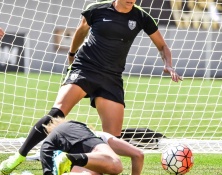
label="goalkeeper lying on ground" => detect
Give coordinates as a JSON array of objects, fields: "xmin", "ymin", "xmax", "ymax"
[{"xmin": 36, "ymin": 116, "xmax": 144, "ymax": 175}]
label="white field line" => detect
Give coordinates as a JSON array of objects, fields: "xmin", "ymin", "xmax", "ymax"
[{"xmin": 0, "ymin": 138, "xmax": 222, "ymax": 154}]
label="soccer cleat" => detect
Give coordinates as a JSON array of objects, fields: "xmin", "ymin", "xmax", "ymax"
[
  {"xmin": 53, "ymin": 150, "xmax": 71, "ymax": 175},
  {"xmin": 0, "ymin": 152, "xmax": 25, "ymax": 175},
  {"xmin": 26, "ymin": 151, "xmax": 41, "ymax": 161}
]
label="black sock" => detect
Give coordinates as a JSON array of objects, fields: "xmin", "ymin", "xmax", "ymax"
[
  {"xmin": 66, "ymin": 153, "xmax": 88, "ymax": 167},
  {"xmin": 19, "ymin": 115, "xmax": 51, "ymax": 156},
  {"xmin": 48, "ymin": 107, "xmax": 65, "ymax": 118},
  {"xmin": 19, "ymin": 108, "xmax": 65, "ymax": 156}
]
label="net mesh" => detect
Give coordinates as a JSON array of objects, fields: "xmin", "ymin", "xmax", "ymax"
[{"xmin": 0, "ymin": 0, "xmax": 222, "ymax": 153}]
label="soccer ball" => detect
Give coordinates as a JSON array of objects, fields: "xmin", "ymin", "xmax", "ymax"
[{"xmin": 161, "ymin": 144, "xmax": 194, "ymax": 175}]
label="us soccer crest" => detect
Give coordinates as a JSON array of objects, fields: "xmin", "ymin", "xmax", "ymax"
[
  {"xmin": 70, "ymin": 73, "xmax": 78, "ymax": 81},
  {"xmin": 128, "ymin": 20, "xmax": 136, "ymax": 30}
]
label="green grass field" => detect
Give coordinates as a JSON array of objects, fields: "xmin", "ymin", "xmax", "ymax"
[
  {"xmin": 0, "ymin": 73, "xmax": 221, "ymax": 138},
  {"xmin": 0, "ymin": 153, "xmax": 222, "ymax": 174},
  {"xmin": 0, "ymin": 73, "xmax": 222, "ymax": 174}
]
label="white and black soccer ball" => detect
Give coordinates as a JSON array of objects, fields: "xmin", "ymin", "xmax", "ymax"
[{"xmin": 161, "ymin": 144, "xmax": 194, "ymax": 175}]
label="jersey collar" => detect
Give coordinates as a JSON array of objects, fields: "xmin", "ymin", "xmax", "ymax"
[{"xmin": 107, "ymin": 1, "xmax": 115, "ymax": 11}]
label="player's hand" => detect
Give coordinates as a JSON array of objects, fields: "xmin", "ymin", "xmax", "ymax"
[{"xmin": 164, "ymin": 66, "xmax": 183, "ymax": 82}]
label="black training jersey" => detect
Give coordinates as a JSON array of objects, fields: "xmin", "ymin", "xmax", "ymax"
[
  {"xmin": 73, "ymin": 0, "xmax": 158, "ymax": 75},
  {"xmin": 45, "ymin": 121, "xmax": 98, "ymax": 150}
]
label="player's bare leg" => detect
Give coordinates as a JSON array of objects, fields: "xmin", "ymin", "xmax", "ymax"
[
  {"xmin": 54, "ymin": 144, "xmax": 123, "ymax": 175},
  {"xmin": 83, "ymin": 143, "xmax": 123, "ymax": 174},
  {"xmin": 71, "ymin": 166, "xmax": 102, "ymax": 175},
  {"xmin": 53, "ymin": 84, "xmax": 87, "ymax": 115},
  {"xmin": 95, "ymin": 97, "xmax": 124, "ymax": 137}
]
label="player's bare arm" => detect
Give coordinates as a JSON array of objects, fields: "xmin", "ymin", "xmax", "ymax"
[
  {"xmin": 68, "ymin": 17, "xmax": 90, "ymax": 64},
  {"xmin": 107, "ymin": 137, "xmax": 144, "ymax": 175},
  {"xmin": 149, "ymin": 30, "xmax": 183, "ymax": 82}
]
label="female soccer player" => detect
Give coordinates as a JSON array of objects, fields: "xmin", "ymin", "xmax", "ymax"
[
  {"xmin": 0, "ymin": 0, "xmax": 182, "ymax": 174},
  {"xmin": 40, "ymin": 117, "xmax": 143, "ymax": 175}
]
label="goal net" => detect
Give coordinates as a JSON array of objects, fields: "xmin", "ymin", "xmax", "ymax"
[{"xmin": 0, "ymin": 0, "xmax": 222, "ymax": 154}]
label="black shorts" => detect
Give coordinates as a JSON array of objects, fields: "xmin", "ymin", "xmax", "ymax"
[
  {"xmin": 62, "ymin": 67, "xmax": 125, "ymax": 108},
  {"xmin": 41, "ymin": 137, "xmax": 105, "ymax": 175},
  {"xmin": 40, "ymin": 121, "xmax": 105, "ymax": 175}
]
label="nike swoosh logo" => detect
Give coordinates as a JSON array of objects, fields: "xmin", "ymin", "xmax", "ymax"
[
  {"xmin": 103, "ymin": 18, "xmax": 112, "ymax": 22},
  {"xmin": 80, "ymin": 153, "xmax": 85, "ymax": 159},
  {"xmin": 34, "ymin": 126, "xmax": 43, "ymax": 133}
]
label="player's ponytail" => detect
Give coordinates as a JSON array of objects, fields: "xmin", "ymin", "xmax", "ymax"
[{"xmin": 42, "ymin": 116, "xmax": 66, "ymax": 134}]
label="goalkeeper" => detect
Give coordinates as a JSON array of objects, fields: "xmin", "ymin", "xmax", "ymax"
[
  {"xmin": 0, "ymin": 0, "xmax": 182, "ymax": 174},
  {"xmin": 40, "ymin": 117, "xmax": 144, "ymax": 175}
]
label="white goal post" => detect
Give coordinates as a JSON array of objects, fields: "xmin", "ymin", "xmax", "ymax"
[{"xmin": 0, "ymin": 0, "xmax": 222, "ymax": 154}]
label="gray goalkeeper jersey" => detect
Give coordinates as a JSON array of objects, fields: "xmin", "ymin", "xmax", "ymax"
[{"xmin": 72, "ymin": 0, "xmax": 158, "ymax": 75}]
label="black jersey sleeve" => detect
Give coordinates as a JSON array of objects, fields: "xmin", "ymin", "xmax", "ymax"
[
  {"xmin": 142, "ymin": 13, "xmax": 158, "ymax": 35},
  {"xmin": 138, "ymin": 7, "xmax": 158, "ymax": 35},
  {"xmin": 81, "ymin": 3, "xmax": 96, "ymax": 26}
]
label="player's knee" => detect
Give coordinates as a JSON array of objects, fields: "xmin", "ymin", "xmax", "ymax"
[
  {"xmin": 47, "ymin": 107, "xmax": 65, "ymax": 118},
  {"xmin": 134, "ymin": 149, "xmax": 144, "ymax": 160},
  {"xmin": 112, "ymin": 157, "xmax": 123, "ymax": 174},
  {"xmin": 106, "ymin": 156, "xmax": 123, "ymax": 174}
]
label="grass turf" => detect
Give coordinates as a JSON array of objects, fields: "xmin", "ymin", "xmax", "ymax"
[
  {"xmin": 0, "ymin": 153, "xmax": 222, "ymax": 174},
  {"xmin": 0, "ymin": 73, "xmax": 221, "ymax": 139}
]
